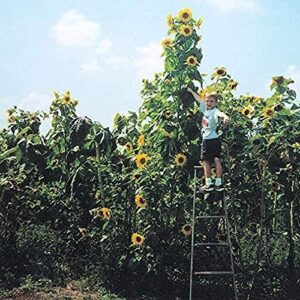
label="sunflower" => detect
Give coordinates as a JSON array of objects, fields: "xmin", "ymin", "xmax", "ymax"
[
  {"xmin": 78, "ymin": 227, "xmax": 87, "ymax": 235},
  {"xmin": 62, "ymin": 90, "xmax": 72, "ymax": 105},
  {"xmin": 291, "ymin": 142, "xmax": 300, "ymax": 149},
  {"xmin": 262, "ymin": 107, "xmax": 275, "ymax": 119},
  {"xmin": 175, "ymin": 153, "xmax": 187, "ymax": 167},
  {"xmin": 199, "ymin": 89, "xmax": 207, "ymax": 100},
  {"xmin": 98, "ymin": 207, "xmax": 111, "ymax": 220},
  {"xmin": 186, "ymin": 55, "xmax": 197, "ymax": 67},
  {"xmin": 161, "ymin": 37, "xmax": 173, "ymax": 48},
  {"xmin": 180, "ymin": 25, "xmax": 193, "ymax": 37},
  {"xmin": 137, "ymin": 134, "xmax": 145, "ymax": 147},
  {"xmin": 163, "ymin": 109, "xmax": 173, "ymax": 119},
  {"xmin": 272, "ymin": 76, "xmax": 284, "ymax": 85},
  {"xmin": 7, "ymin": 114, "xmax": 16, "ymax": 124},
  {"xmin": 242, "ymin": 105, "xmax": 254, "ymax": 118},
  {"xmin": 250, "ymin": 96, "xmax": 261, "ymax": 104},
  {"xmin": 181, "ymin": 224, "xmax": 192, "ymax": 236},
  {"xmin": 228, "ymin": 80, "xmax": 238, "ymax": 90},
  {"xmin": 124, "ymin": 142, "xmax": 133, "ymax": 151},
  {"xmin": 196, "ymin": 17, "xmax": 203, "ymax": 28},
  {"xmin": 166, "ymin": 15, "xmax": 174, "ymax": 28},
  {"xmin": 271, "ymin": 181, "xmax": 280, "ymax": 191},
  {"xmin": 178, "ymin": 8, "xmax": 192, "ymax": 23},
  {"xmin": 214, "ymin": 67, "xmax": 227, "ymax": 78},
  {"xmin": 135, "ymin": 194, "xmax": 147, "ymax": 208},
  {"xmin": 135, "ymin": 153, "xmax": 149, "ymax": 169},
  {"xmin": 131, "ymin": 233, "xmax": 145, "ymax": 246}
]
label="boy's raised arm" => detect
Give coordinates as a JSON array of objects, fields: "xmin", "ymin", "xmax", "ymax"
[{"xmin": 187, "ymin": 88, "xmax": 202, "ymax": 104}]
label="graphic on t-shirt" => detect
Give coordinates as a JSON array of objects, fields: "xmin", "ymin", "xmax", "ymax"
[{"xmin": 202, "ymin": 117, "xmax": 209, "ymax": 128}]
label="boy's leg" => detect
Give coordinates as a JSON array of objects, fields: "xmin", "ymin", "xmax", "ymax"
[
  {"xmin": 214, "ymin": 158, "xmax": 224, "ymax": 191},
  {"xmin": 201, "ymin": 160, "xmax": 214, "ymax": 191}
]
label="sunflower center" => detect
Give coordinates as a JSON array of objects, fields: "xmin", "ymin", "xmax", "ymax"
[
  {"xmin": 140, "ymin": 198, "xmax": 145, "ymax": 204},
  {"xmin": 217, "ymin": 70, "xmax": 224, "ymax": 75},
  {"xmin": 179, "ymin": 157, "xmax": 184, "ymax": 163},
  {"xmin": 184, "ymin": 28, "xmax": 190, "ymax": 34},
  {"xmin": 244, "ymin": 109, "xmax": 250, "ymax": 115},
  {"xmin": 140, "ymin": 158, "xmax": 146, "ymax": 164},
  {"xmin": 267, "ymin": 110, "xmax": 273, "ymax": 116},
  {"xmin": 185, "ymin": 225, "xmax": 191, "ymax": 231},
  {"xmin": 183, "ymin": 12, "xmax": 189, "ymax": 19},
  {"xmin": 136, "ymin": 236, "xmax": 142, "ymax": 242},
  {"xmin": 189, "ymin": 58, "xmax": 195, "ymax": 64}
]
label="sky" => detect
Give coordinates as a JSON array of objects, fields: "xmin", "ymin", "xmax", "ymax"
[{"xmin": 0, "ymin": 0, "xmax": 300, "ymax": 130}]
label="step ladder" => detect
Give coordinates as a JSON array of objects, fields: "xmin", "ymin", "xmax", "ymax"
[{"xmin": 189, "ymin": 166, "xmax": 238, "ymax": 300}]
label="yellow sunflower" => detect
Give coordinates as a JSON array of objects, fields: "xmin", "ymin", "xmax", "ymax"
[
  {"xmin": 175, "ymin": 153, "xmax": 187, "ymax": 167},
  {"xmin": 166, "ymin": 15, "xmax": 174, "ymax": 28},
  {"xmin": 181, "ymin": 224, "xmax": 192, "ymax": 236},
  {"xmin": 199, "ymin": 89, "xmax": 207, "ymax": 100},
  {"xmin": 131, "ymin": 233, "xmax": 145, "ymax": 246},
  {"xmin": 98, "ymin": 207, "xmax": 111, "ymax": 220},
  {"xmin": 196, "ymin": 17, "xmax": 203, "ymax": 28},
  {"xmin": 78, "ymin": 227, "xmax": 87, "ymax": 235},
  {"xmin": 135, "ymin": 153, "xmax": 149, "ymax": 169},
  {"xmin": 178, "ymin": 8, "xmax": 192, "ymax": 23},
  {"xmin": 137, "ymin": 134, "xmax": 145, "ymax": 147},
  {"xmin": 272, "ymin": 76, "xmax": 284, "ymax": 85},
  {"xmin": 62, "ymin": 90, "xmax": 72, "ymax": 105},
  {"xmin": 161, "ymin": 37, "xmax": 173, "ymax": 48},
  {"xmin": 228, "ymin": 80, "xmax": 238, "ymax": 90},
  {"xmin": 7, "ymin": 114, "xmax": 16, "ymax": 124},
  {"xmin": 262, "ymin": 107, "xmax": 275, "ymax": 119},
  {"xmin": 124, "ymin": 142, "xmax": 133, "ymax": 151},
  {"xmin": 180, "ymin": 25, "xmax": 193, "ymax": 37},
  {"xmin": 214, "ymin": 67, "xmax": 227, "ymax": 78},
  {"xmin": 250, "ymin": 96, "xmax": 261, "ymax": 104},
  {"xmin": 163, "ymin": 109, "xmax": 173, "ymax": 119},
  {"xmin": 242, "ymin": 105, "xmax": 254, "ymax": 118},
  {"xmin": 186, "ymin": 55, "xmax": 197, "ymax": 67},
  {"xmin": 135, "ymin": 194, "xmax": 147, "ymax": 208}
]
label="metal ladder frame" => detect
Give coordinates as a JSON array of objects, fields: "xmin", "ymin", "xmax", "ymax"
[{"xmin": 189, "ymin": 166, "xmax": 238, "ymax": 300}]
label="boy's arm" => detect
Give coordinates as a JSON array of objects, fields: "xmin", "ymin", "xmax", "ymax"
[
  {"xmin": 187, "ymin": 88, "xmax": 202, "ymax": 104},
  {"xmin": 217, "ymin": 111, "xmax": 230, "ymax": 125}
]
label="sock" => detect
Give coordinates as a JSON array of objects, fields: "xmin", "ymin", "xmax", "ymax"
[
  {"xmin": 215, "ymin": 178, "xmax": 222, "ymax": 186},
  {"xmin": 205, "ymin": 178, "xmax": 212, "ymax": 186}
]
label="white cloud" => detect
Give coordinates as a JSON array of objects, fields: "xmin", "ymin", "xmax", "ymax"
[
  {"xmin": 106, "ymin": 55, "xmax": 128, "ymax": 66},
  {"xmin": 80, "ymin": 60, "xmax": 103, "ymax": 74},
  {"xmin": 285, "ymin": 65, "xmax": 300, "ymax": 97},
  {"xmin": 205, "ymin": 0, "xmax": 262, "ymax": 12},
  {"xmin": 53, "ymin": 10, "xmax": 100, "ymax": 48},
  {"xmin": 135, "ymin": 42, "xmax": 164, "ymax": 79},
  {"xmin": 19, "ymin": 92, "xmax": 51, "ymax": 112},
  {"xmin": 95, "ymin": 38, "xmax": 113, "ymax": 55}
]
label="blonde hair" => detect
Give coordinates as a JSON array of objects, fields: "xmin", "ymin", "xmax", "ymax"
[{"xmin": 206, "ymin": 92, "xmax": 218, "ymax": 102}]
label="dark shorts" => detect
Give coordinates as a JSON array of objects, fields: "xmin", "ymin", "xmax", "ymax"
[{"xmin": 200, "ymin": 138, "xmax": 221, "ymax": 162}]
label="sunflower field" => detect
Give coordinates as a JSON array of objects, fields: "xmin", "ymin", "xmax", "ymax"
[{"xmin": 0, "ymin": 8, "xmax": 300, "ymax": 300}]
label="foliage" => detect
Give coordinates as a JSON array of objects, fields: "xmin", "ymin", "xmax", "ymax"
[{"xmin": 0, "ymin": 8, "xmax": 300, "ymax": 299}]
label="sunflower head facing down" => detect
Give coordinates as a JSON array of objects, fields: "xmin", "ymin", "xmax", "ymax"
[
  {"xmin": 167, "ymin": 15, "xmax": 174, "ymax": 28},
  {"xmin": 180, "ymin": 24, "xmax": 193, "ymax": 37},
  {"xmin": 135, "ymin": 153, "xmax": 149, "ymax": 169},
  {"xmin": 175, "ymin": 153, "xmax": 187, "ymax": 167},
  {"xmin": 137, "ymin": 134, "xmax": 145, "ymax": 147},
  {"xmin": 131, "ymin": 233, "xmax": 145, "ymax": 246},
  {"xmin": 178, "ymin": 8, "xmax": 192, "ymax": 23},
  {"xmin": 186, "ymin": 55, "xmax": 197, "ymax": 67},
  {"xmin": 135, "ymin": 194, "xmax": 147, "ymax": 208},
  {"xmin": 181, "ymin": 224, "xmax": 192, "ymax": 236}
]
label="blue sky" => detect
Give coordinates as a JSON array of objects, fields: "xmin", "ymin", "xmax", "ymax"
[{"xmin": 1, "ymin": 0, "xmax": 299, "ymax": 129}]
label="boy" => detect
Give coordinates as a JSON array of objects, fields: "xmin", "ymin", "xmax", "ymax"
[{"xmin": 187, "ymin": 88, "xmax": 230, "ymax": 192}]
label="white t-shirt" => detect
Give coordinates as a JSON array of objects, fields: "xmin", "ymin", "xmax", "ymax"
[{"xmin": 200, "ymin": 102, "xmax": 219, "ymax": 140}]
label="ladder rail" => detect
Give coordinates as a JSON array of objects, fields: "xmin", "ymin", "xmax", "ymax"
[{"xmin": 189, "ymin": 166, "xmax": 238, "ymax": 300}]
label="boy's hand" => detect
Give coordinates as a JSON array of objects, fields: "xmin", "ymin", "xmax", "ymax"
[{"xmin": 223, "ymin": 116, "xmax": 230, "ymax": 125}]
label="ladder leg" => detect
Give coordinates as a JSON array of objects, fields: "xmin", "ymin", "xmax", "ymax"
[
  {"xmin": 223, "ymin": 195, "xmax": 238, "ymax": 300},
  {"xmin": 189, "ymin": 167, "xmax": 198, "ymax": 300}
]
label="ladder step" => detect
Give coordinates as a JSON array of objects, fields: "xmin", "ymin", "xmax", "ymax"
[
  {"xmin": 197, "ymin": 215, "xmax": 225, "ymax": 219},
  {"xmin": 195, "ymin": 242, "xmax": 229, "ymax": 246},
  {"xmin": 194, "ymin": 271, "xmax": 233, "ymax": 275}
]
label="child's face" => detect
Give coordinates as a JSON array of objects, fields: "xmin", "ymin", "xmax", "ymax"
[{"xmin": 205, "ymin": 96, "xmax": 217, "ymax": 110}]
